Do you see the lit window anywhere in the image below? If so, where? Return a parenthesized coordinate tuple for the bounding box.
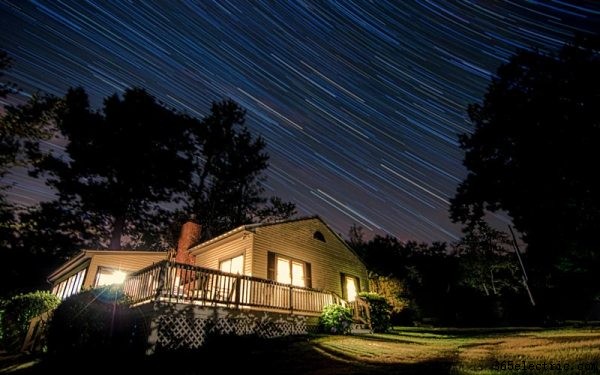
(345, 275, 358, 302)
(52, 268, 87, 300)
(95, 267, 127, 286)
(291, 261, 305, 287)
(220, 254, 244, 274)
(277, 257, 291, 284)
(276, 256, 305, 287)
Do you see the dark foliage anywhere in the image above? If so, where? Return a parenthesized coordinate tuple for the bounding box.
(0, 291, 60, 351)
(188, 99, 272, 239)
(32, 87, 197, 249)
(450, 34, 600, 318)
(256, 196, 298, 224)
(358, 292, 392, 332)
(1, 52, 294, 293)
(0, 52, 62, 297)
(350, 225, 534, 326)
(45, 286, 137, 356)
(454, 220, 521, 299)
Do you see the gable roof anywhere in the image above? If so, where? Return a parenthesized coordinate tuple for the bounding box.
(189, 215, 364, 262)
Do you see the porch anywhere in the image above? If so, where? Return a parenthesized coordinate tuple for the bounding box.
(123, 260, 370, 323)
(23, 260, 370, 354)
(122, 261, 370, 352)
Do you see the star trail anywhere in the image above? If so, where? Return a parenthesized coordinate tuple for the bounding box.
(1, 1, 598, 242)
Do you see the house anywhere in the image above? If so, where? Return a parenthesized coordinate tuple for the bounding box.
(49, 216, 368, 304)
(43, 216, 370, 353)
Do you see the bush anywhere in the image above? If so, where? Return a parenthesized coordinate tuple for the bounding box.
(319, 304, 352, 334)
(0, 290, 60, 351)
(46, 285, 135, 357)
(359, 292, 392, 332)
(368, 274, 409, 314)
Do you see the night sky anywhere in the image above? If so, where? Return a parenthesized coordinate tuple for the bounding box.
(1, 1, 598, 243)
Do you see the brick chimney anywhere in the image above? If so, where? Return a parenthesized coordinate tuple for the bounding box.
(175, 221, 202, 264)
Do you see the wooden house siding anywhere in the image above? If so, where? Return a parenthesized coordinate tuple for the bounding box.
(190, 231, 254, 276)
(249, 218, 368, 297)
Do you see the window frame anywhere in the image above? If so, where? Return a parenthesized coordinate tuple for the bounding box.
(267, 252, 312, 288)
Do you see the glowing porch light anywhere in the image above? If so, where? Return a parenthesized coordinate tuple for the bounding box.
(97, 269, 128, 286)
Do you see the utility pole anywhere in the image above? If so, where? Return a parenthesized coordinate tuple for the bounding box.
(508, 225, 535, 306)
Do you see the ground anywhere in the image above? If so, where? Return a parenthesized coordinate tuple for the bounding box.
(1, 327, 599, 374)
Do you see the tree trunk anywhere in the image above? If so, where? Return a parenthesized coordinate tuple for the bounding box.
(110, 216, 125, 249)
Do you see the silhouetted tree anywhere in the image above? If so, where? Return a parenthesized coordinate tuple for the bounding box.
(358, 235, 406, 277)
(0, 51, 59, 296)
(0, 50, 15, 268)
(32, 87, 197, 249)
(454, 220, 520, 297)
(2, 81, 296, 293)
(187, 99, 295, 238)
(347, 223, 365, 251)
(450, 35, 600, 318)
(4, 202, 92, 295)
(256, 196, 297, 224)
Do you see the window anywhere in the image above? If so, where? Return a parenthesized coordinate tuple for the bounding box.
(95, 267, 127, 287)
(341, 273, 360, 302)
(276, 257, 306, 287)
(219, 254, 244, 274)
(268, 252, 311, 288)
(313, 231, 326, 242)
(52, 268, 86, 300)
(277, 257, 292, 284)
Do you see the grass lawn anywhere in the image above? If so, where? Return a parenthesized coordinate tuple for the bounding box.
(1, 327, 599, 374)
(312, 327, 600, 374)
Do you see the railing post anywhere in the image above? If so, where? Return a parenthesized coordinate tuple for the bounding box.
(289, 286, 294, 314)
(234, 274, 241, 308)
(156, 261, 168, 300)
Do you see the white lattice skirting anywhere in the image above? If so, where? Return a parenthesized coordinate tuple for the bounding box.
(147, 305, 309, 352)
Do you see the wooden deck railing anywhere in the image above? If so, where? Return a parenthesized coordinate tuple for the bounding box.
(123, 260, 346, 315)
(21, 309, 53, 353)
(348, 297, 371, 327)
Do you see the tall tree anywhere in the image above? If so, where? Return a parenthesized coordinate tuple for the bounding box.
(187, 99, 294, 238)
(0, 50, 16, 257)
(0, 51, 60, 295)
(454, 220, 520, 297)
(450, 35, 600, 317)
(34, 87, 197, 249)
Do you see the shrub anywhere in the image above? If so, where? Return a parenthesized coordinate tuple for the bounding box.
(0, 290, 60, 351)
(359, 292, 392, 333)
(46, 285, 134, 357)
(319, 304, 353, 334)
(368, 273, 409, 314)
